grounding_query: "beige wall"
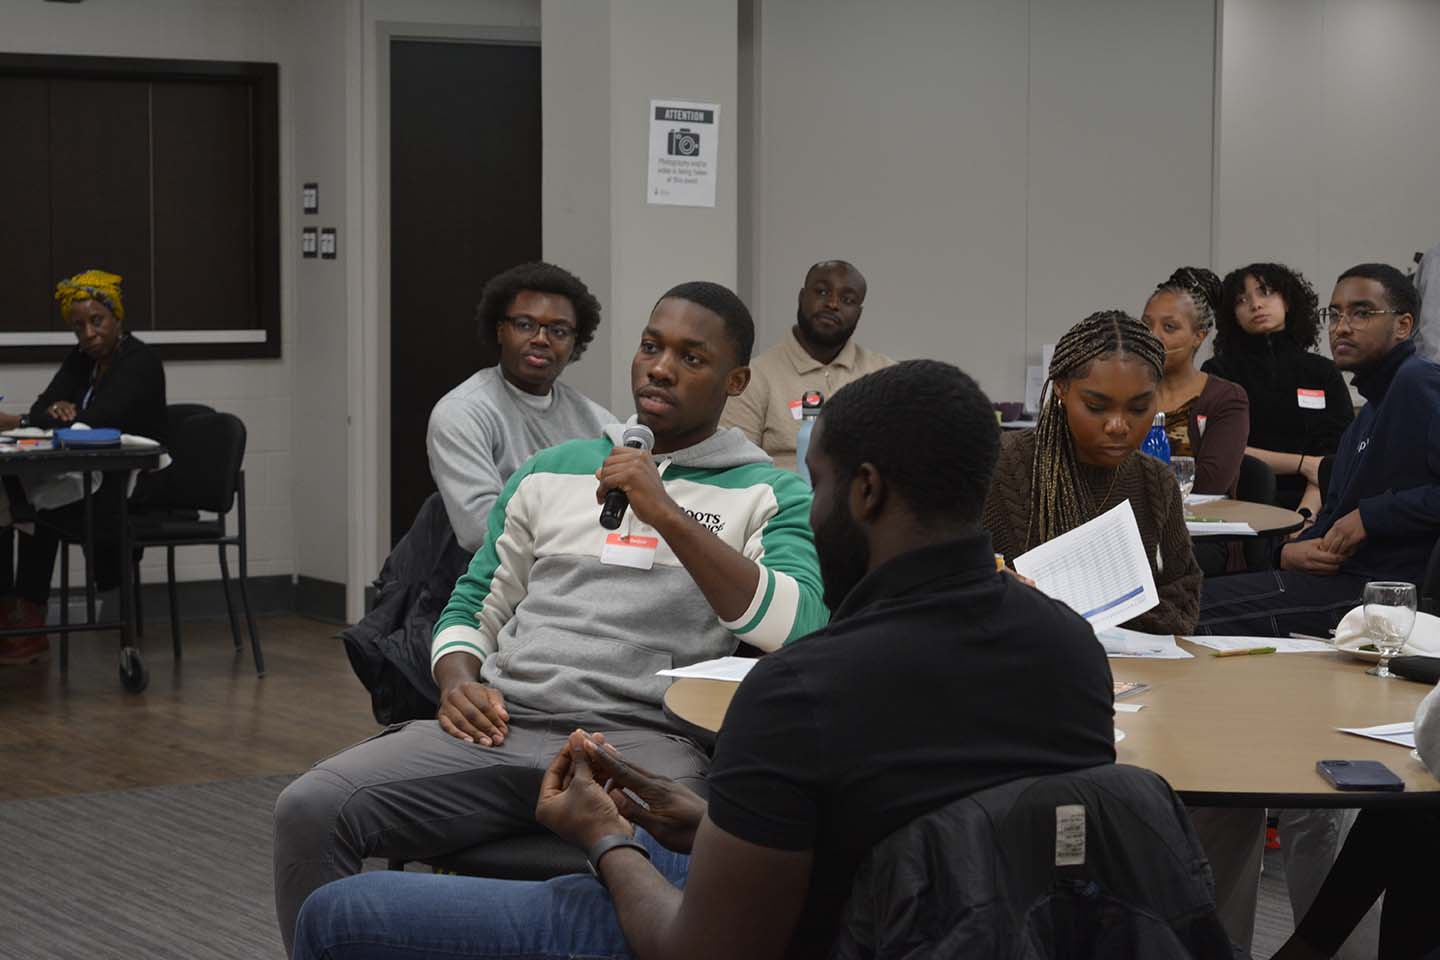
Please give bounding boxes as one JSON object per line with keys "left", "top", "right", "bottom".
{"left": 1216, "top": 0, "right": 1440, "bottom": 294}
{"left": 747, "top": 0, "right": 1216, "bottom": 405}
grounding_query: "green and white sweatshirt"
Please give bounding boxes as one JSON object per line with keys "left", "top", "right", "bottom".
{"left": 432, "top": 422, "right": 828, "bottom": 728}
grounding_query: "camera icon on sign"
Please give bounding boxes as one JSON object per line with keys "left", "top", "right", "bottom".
{"left": 667, "top": 128, "right": 701, "bottom": 157}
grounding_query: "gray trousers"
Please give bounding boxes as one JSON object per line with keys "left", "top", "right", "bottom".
{"left": 272, "top": 716, "right": 709, "bottom": 958}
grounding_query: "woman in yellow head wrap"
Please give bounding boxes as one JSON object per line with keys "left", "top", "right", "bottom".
{"left": 1, "top": 269, "right": 167, "bottom": 664}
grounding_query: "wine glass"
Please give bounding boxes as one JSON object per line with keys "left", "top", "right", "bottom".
{"left": 1363, "top": 581, "right": 1417, "bottom": 678}
{"left": 1171, "top": 456, "right": 1196, "bottom": 500}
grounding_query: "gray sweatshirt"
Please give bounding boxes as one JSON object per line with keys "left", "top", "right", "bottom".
{"left": 425, "top": 367, "right": 615, "bottom": 551}
{"left": 432, "top": 422, "right": 828, "bottom": 730}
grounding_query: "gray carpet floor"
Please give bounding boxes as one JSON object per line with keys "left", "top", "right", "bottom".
{"left": 0, "top": 775, "right": 1299, "bottom": 960}
{"left": 0, "top": 775, "right": 298, "bottom": 960}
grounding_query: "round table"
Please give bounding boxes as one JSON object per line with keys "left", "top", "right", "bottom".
{"left": 1188, "top": 498, "right": 1304, "bottom": 538}
{"left": 663, "top": 644, "right": 1440, "bottom": 807}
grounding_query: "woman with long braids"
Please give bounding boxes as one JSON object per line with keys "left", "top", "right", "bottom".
{"left": 1202, "top": 262, "right": 1353, "bottom": 519}
{"left": 982, "top": 310, "right": 1201, "bottom": 635}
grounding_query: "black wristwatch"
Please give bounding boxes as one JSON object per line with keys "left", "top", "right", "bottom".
{"left": 17, "top": 414, "right": 28, "bottom": 428}
{"left": 585, "top": 833, "right": 650, "bottom": 880}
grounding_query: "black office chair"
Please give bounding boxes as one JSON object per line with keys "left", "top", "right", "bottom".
{"left": 128, "top": 411, "right": 264, "bottom": 675}
{"left": 1235, "top": 454, "right": 1279, "bottom": 572}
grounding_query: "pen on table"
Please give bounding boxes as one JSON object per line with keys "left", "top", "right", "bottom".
{"left": 1211, "top": 646, "right": 1276, "bottom": 658}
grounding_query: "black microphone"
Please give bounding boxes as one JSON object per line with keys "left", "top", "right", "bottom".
{"left": 600, "top": 424, "right": 656, "bottom": 529}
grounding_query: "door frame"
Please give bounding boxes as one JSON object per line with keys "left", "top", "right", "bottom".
{"left": 349, "top": 20, "right": 539, "bottom": 622}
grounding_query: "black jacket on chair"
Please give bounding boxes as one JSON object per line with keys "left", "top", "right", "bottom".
{"left": 342, "top": 492, "right": 472, "bottom": 724}
{"left": 830, "top": 764, "right": 1236, "bottom": 960}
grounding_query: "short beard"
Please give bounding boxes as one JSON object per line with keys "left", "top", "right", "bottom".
{"left": 797, "top": 306, "right": 853, "bottom": 349}
{"left": 814, "top": 489, "right": 870, "bottom": 611}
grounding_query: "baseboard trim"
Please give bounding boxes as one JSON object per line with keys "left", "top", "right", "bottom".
{"left": 295, "top": 575, "right": 347, "bottom": 624}
{"left": 48, "top": 574, "right": 349, "bottom": 626}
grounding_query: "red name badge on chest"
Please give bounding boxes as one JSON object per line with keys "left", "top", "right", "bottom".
{"left": 1297, "top": 388, "right": 1326, "bottom": 410}
{"left": 600, "top": 533, "right": 659, "bottom": 570}
{"left": 788, "top": 398, "right": 804, "bottom": 421}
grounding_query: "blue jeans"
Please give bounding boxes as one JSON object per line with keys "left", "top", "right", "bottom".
{"left": 293, "top": 830, "right": 689, "bottom": 960}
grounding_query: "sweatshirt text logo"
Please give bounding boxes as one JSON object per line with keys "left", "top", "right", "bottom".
{"left": 683, "top": 509, "right": 726, "bottom": 535}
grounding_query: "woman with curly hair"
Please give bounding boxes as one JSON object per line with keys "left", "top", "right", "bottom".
{"left": 1202, "top": 262, "right": 1353, "bottom": 517}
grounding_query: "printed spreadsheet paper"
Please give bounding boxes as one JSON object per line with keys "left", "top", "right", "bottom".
{"left": 1014, "top": 500, "right": 1159, "bottom": 632}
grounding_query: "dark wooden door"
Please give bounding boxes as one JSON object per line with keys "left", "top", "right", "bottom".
{"left": 389, "top": 39, "right": 541, "bottom": 545}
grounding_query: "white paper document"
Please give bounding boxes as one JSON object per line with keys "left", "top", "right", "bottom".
{"left": 1114, "top": 702, "right": 1145, "bottom": 713}
{"left": 656, "top": 656, "right": 755, "bottom": 682}
{"left": 1185, "top": 635, "right": 1335, "bottom": 654}
{"left": 1183, "top": 493, "right": 1226, "bottom": 506}
{"left": 1338, "top": 722, "right": 1416, "bottom": 749}
{"left": 1014, "top": 501, "right": 1159, "bottom": 631}
{"left": 1186, "top": 520, "right": 1255, "bottom": 537}
{"left": 1095, "top": 627, "right": 1194, "bottom": 659}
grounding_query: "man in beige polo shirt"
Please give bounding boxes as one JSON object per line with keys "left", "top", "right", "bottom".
{"left": 721, "top": 259, "right": 894, "bottom": 471}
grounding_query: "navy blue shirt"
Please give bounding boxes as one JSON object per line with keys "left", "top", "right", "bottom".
{"left": 705, "top": 533, "right": 1116, "bottom": 959}
{"left": 1300, "top": 339, "right": 1440, "bottom": 581}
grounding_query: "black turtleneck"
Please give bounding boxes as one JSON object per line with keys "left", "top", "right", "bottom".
{"left": 1202, "top": 333, "right": 1352, "bottom": 457}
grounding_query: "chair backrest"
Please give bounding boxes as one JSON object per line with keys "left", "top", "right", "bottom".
{"left": 831, "top": 764, "right": 1234, "bottom": 960}
{"left": 1423, "top": 537, "right": 1440, "bottom": 615}
{"left": 1235, "top": 454, "right": 1276, "bottom": 506}
{"left": 165, "top": 412, "right": 247, "bottom": 514}
{"left": 166, "top": 403, "right": 216, "bottom": 441}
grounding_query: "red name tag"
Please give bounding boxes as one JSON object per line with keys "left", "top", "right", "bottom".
{"left": 1297, "top": 388, "right": 1325, "bottom": 410}
{"left": 600, "top": 533, "right": 659, "bottom": 570}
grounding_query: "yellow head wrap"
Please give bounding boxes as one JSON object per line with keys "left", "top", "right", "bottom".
{"left": 54, "top": 269, "right": 125, "bottom": 325}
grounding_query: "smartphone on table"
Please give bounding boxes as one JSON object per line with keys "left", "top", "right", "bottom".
{"left": 1315, "top": 759, "right": 1405, "bottom": 792}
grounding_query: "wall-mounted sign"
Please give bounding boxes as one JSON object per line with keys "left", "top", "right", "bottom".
{"left": 647, "top": 99, "right": 719, "bottom": 208}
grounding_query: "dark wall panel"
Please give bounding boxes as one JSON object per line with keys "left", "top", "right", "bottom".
{"left": 389, "top": 40, "right": 542, "bottom": 542}
{"left": 0, "top": 78, "right": 53, "bottom": 333}
{"left": 151, "top": 81, "right": 255, "bottom": 331}
{"left": 47, "top": 78, "right": 153, "bottom": 332}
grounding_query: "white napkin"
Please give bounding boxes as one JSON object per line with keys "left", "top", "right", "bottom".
{"left": 1334, "top": 605, "right": 1440, "bottom": 657}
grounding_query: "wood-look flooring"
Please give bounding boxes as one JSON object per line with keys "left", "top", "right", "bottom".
{"left": 0, "top": 615, "right": 378, "bottom": 801}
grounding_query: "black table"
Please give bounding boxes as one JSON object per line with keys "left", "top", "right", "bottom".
{"left": 1, "top": 443, "right": 164, "bottom": 692}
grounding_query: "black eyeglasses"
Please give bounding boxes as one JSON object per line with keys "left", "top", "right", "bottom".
{"left": 503, "top": 315, "right": 576, "bottom": 343}
{"left": 1320, "top": 307, "right": 1399, "bottom": 329}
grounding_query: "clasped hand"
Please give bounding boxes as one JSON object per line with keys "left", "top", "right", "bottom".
{"left": 596, "top": 446, "right": 678, "bottom": 528}
{"left": 47, "top": 400, "right": 78, "bottom": 424}
{"left": 536, "top": 729, "right": 706, "bottom": 854}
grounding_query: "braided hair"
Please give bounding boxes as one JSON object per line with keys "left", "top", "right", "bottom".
{"left": 1152, "top": 266, "right": 1222, "bottom": 333}
{"left": 1026, "top": 310, "right": 1166, "bottom": 549}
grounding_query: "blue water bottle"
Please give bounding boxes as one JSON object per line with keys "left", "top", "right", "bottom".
{"left": 1140, "top": 412, "right": 1171, "bottom": 463}
{"left": 794, "top": 390, "right": 824, "bottom": 486}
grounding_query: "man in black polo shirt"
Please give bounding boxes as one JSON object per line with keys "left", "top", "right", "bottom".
{"left": 291, "top": 359, "right": 1117, "bottom": 960}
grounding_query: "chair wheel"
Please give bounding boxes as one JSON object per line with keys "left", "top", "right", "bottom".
{"left": 119, "top": 646, "right": 150, "bottom": 693}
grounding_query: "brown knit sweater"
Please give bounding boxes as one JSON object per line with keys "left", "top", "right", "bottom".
{"left": 982, "top": 429, "right": 1202, "bottom": 635}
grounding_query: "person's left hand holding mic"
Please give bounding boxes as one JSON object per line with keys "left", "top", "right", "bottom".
{"left": 596, "top": 445, "right": 678, "bottom": 527}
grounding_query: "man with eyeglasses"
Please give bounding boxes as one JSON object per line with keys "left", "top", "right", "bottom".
{"left": 1200, "top": 262, "right": 1437, "bottom": 639}
{"left": 1197, "top": 263, "right": 1439, "bottom": 956}
{"left": 426, "top": 261, "right": 617, "bottom": 553}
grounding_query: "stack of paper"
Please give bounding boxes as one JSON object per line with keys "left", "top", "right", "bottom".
{"left": 1185, "top": 635, "right": 1334, "bottom": 654}
{"left": 1338, "top": 722, "right": 1415, "bottom": 749}
{"left": 1186, "top": 520, "right": 1255, "bottom": 537}
{"left": 1096, "top": 627, "right": 1193, "bottom": 660}
{"left": 656, "top": 657, "right": 756, "bottom": 682}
